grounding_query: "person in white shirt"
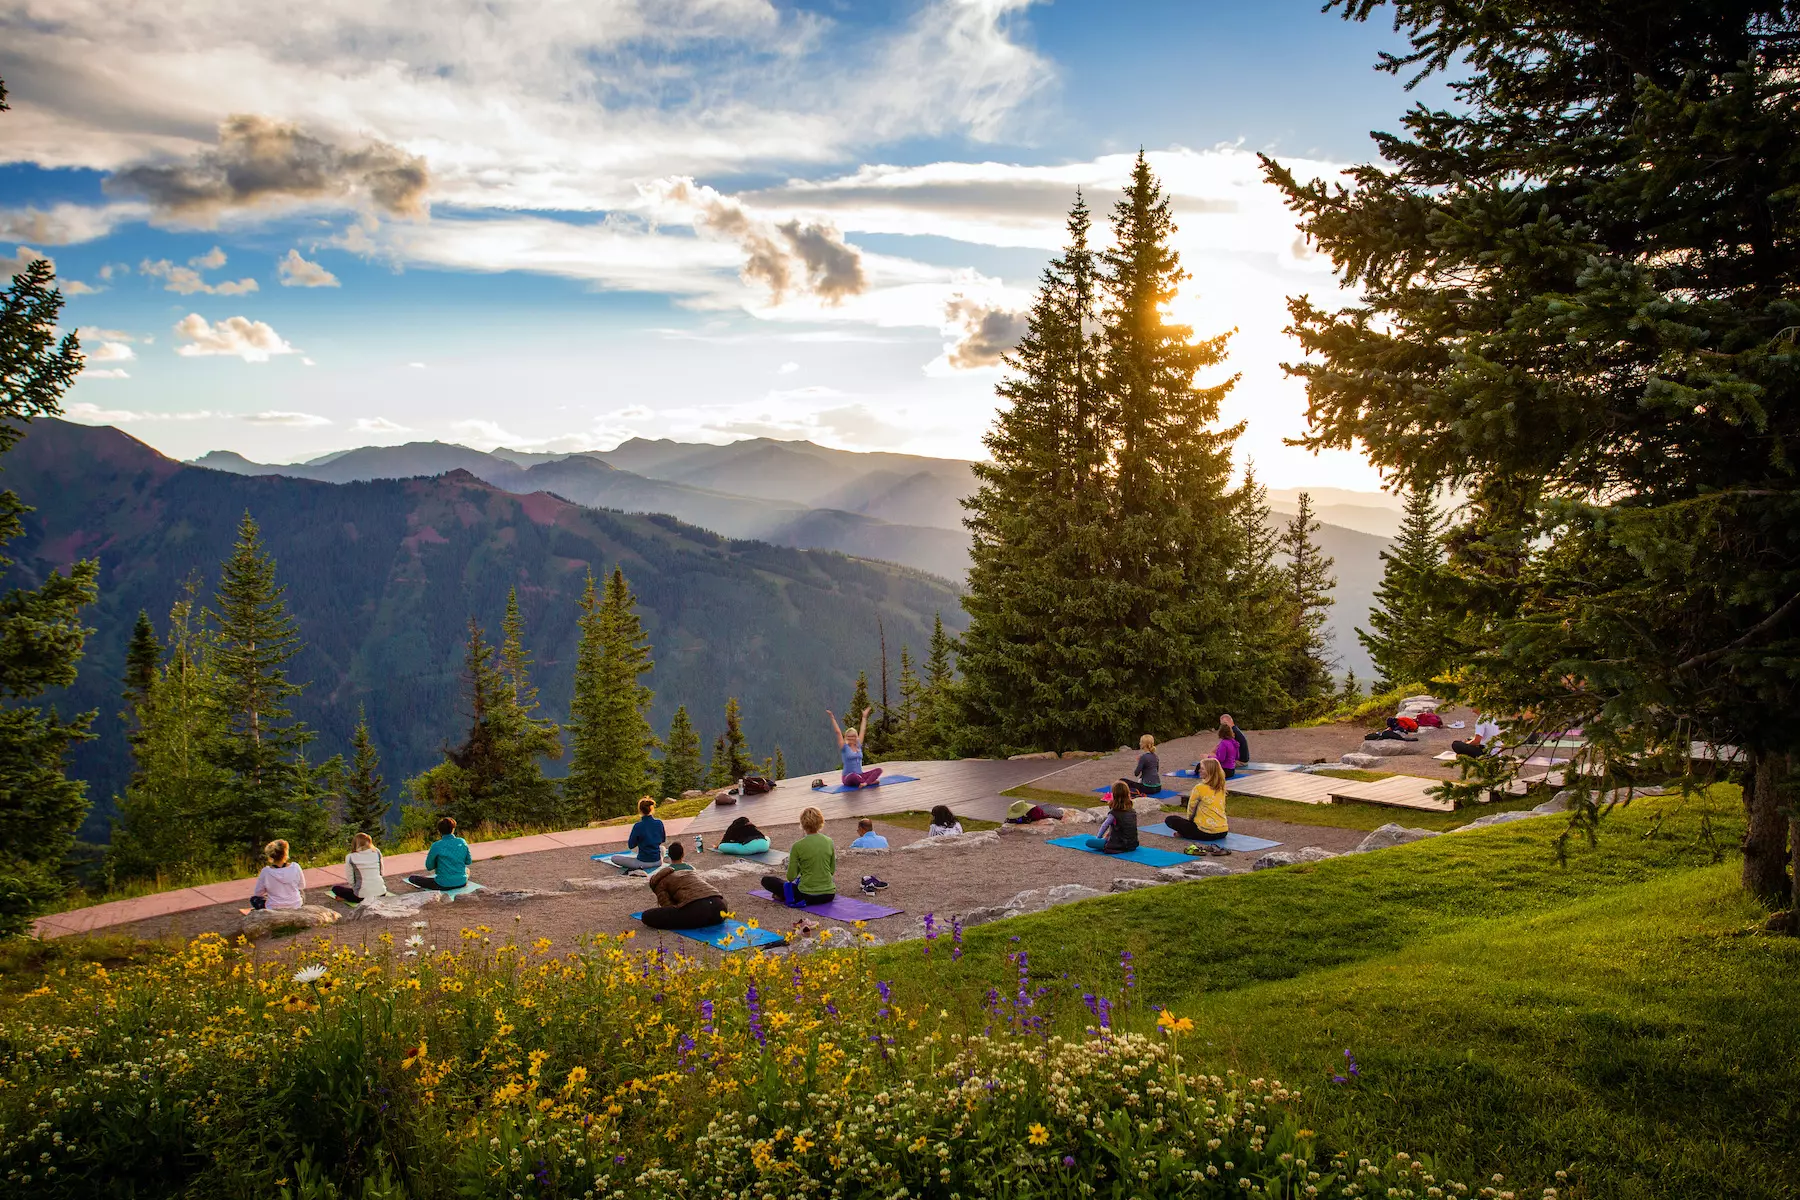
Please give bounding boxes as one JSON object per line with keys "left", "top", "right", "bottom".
{"left": 331, "top": 832, "right": 389, "bottom": 905}
{"left": 926, "top": 805, "right": 964, "bottom": 837}
{"left": 250, "top": 840, "right": 306, "bottom": 910}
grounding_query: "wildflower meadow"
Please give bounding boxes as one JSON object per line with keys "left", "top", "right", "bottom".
{"left": 0, "top": 919, "right": 1542, "bottom": 1200}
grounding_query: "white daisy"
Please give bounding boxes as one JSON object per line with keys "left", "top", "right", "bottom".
{"left": 404, "top": 935, "right": 424, "bottom": 947}
{"left": 292, "top": 964, "right": 327, "bottom": 985}
{"left": 410, "top": 921, "right": 429, "bottom": 929}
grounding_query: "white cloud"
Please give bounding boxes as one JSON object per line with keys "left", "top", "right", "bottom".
{"left": 173, "top": 314, "right": 300, "bottom": 362}
{"left": 0, "top": 203, "right": 147, "bottom": 246}
{"left": 81, "top": 368, "right": 131, "bottom": 380}
{"left": 941, "top": 292, "right": 1027, "bottom": 369}
{"left": 353, "top": 416, "right": 411, "bottom": 433}
{"left": 450, "top": 418, "right": 522, "bottom": 449}
{"left": 1, "top": 245, "right": 52, "bottom": 279}
{"left": 141, "top": 252, "right": 259, "bottom": 295}
{"left": 64, "top": 402, "right": 222, "bottom": 422}
{"left": 86, "top": 340, "right": 136, "bottom": 363}
{"left": 407, "top": 362, "right": 426, "bottom": 368}
{"left": 778, "top": 361, "right": 800, "bottom": 374}
{"left": 278, "top": 249, "right": 340, "bottom": 287}
{"left": 656, "top": 177, "right": 867, "bottom": 305}
{"left": 61, "top": 279, "right": 102, "bottom": 294}
{"left": 191, "top": 246, "right": 227, "bottom": 270}
{"left": 79, "top": 326, "right": 139, "bottom": 342}
{"left": 244, "top": 410, "right": 331, "bottom": 427}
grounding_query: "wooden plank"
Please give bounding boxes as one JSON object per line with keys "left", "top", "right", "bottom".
{"left": 1329, "top": 775, "right": 1455, "bottom": 812}
{"left": 685, "top": 758, "right": 1060, "bottom": 834}
{"left": 1223, "top": 771, "right": 1338, "bottom": 805}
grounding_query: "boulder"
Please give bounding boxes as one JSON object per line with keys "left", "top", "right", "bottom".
{"left": 960, "top": 903, "right": 1022, "bottom": 928}
{"left": 482, "top": 888, "right": 560, "bottom": 903}
{"left": 1397, "top": 694, "right": 1442, "bottom": 718}
{"left": 1155, "top": 860, "right": 1234, "bottom": 882}
{"left": 1251, "top": 845, "right": 1339, "bottom": 871}
{"left": 1448, "top": 810, "right": 1542, "bottom": 833}
{"left": 1337, "top": 752, "right": 1383, "bottom": 768}
{"left": 1348, "top": 823, "right": 1440, "bottom": 854}
{"left": 1358, "top": 739, "right": 1425, "bottom": 757}
{"left": 680, "top": 789, "right": 708, "bottom": 799}
{"left": 1130, "top": 796, "right": 1168, "bottom": 815}
{"left": 346, "top": 892, "right": 446, "bottom": 921}
{"left": 242, "top": 904, "right": 341, "bottom": 938}
{"left": 1057, "top": 806, "right": 1101, "bottom": 824}
{"left": 1110, "top": 877, "right": 1167, "bottom": 893}
{"left": 842, "top": 845, "right": 891, "bottom": 857}
{"left": 899, "top": 829, "right": 1001, "bottom": 852}
{"left": 956, "top": 882, "right": 1106, "bottom": 928}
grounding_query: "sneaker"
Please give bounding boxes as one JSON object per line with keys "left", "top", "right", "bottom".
{"left": 861, "top": 883, "right": 877, "bottom": 896}
{"left": 862, "top": 875, "right": 889, "bottom": 890}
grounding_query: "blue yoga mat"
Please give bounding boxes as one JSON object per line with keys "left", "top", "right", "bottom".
{"left": 594, "top": 852, "right": 661, "bottom": 872}
{"left": 630, "top": 912, "right": 786, "bottom": 952}
{"left": 1045, "top": 836, "right": 1191, "bottom": 868}
{"left": 1139, "top": 825, "right": 1281, "bottom": 852}
{"left": 813, "top": 774, "right": 919, "bottom": 796}
{"left": 1091, "top": 785, "right": 1184, "bottom": 800}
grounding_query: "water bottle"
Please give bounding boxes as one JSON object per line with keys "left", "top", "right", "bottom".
{"left": 694, "top": 833, "right": 704, "bottom": 856}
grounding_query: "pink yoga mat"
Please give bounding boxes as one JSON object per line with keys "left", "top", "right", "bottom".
{"left": 747, "top": 889, "right": 903, "bottom": 921}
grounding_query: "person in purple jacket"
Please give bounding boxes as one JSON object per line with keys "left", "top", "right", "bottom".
{"left": 1212, "top": 724, "right": 1242, "bottom": 778}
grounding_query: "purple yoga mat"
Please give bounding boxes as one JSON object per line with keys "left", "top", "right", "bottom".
{"left": 747, "top": 889, "right": 904, "bottom": 921}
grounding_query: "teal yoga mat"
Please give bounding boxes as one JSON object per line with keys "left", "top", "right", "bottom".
{"left": 1138, "top": 825, "right": 1281, "bottom": 852}
{"left": 1045, "top": 836, "right": 1191, "bottom": 868}
{"left": 629, "top": 913, "right": 785, "bottom": 952}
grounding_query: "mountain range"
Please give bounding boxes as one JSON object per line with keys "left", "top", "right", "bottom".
{"left": 8, "top": 420, "right": 966, "bottom": 838}
{"left": 194, "top": 438, "right": 1396, "bottom": 676}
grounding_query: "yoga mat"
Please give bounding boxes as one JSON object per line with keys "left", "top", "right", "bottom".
{"left": 1092, "top": 785, "right": 1184, "bottom": 800}
{"left": 1171, "top": 763, "right": 1300, "bottom": 778}
{"left": 594, "top": 853, "right": 661, "bottom": 873}
{"left": 811, "top": 774, "right": 919, "bottom": 796}
{"left": 709, "top": 847, "right": 787, "bottom": 866}
{"left": 1139, "top": 825, "right": 1281, "bottom": 852}
{"left": 630, "top": 913, "right": 785, "bottom": 952}
{"left": 1045, "top": 836, "right": 1191, "bottom": 868}
{"left": 747, "top": 889, "right": 904, "bottom": 921}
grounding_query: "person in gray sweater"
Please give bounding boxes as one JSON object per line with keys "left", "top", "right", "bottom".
{"left": 1085, "top": 783, "right": 1141, "bottom": 854}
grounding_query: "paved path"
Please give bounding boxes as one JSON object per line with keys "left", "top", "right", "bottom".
{"left": 686, "top": 757, "right": 1067, "bottom": 835}
{"left": 32, "top": 819, "right": 694, "bottom": 940}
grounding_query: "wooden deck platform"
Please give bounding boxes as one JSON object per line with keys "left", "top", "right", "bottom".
{"left": 1223, "top": 770, "right": 1339, "bottom": 805}
{"left": 1328, "top": 774, "right": 1455, "bottom": 813}
{"left": 685, "top": 757, "right": 1070, "bottom": 835}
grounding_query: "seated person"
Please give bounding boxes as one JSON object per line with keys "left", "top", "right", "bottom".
{"left": 1368, "top": 717, "right": 1419, "bottom": 742}
{"left": 331, "top": 831, "right": 389, "bottom": 905}
{"left": 640, "top": 842, "right": 727, "bottom": 930}
{"left": 716, "top": 815, "right": 772, "bottom": 856}
{"left": 1005, "top": 799, "right": 1065, "bottom": 823}
{"left": 926, "top": 804, "right": 964, "bottom": 837}
{"left": 1166, "top": 758, "right": 1229, "bottom": 842}
{"left": 625, "top": 798, "right": 666, "bottom": 865}
{"left": 761, "top": 806, "right": 836, "bottom": 905}
{"left": 828, "top": 707, "right": 884, "bottom": 788}
{"left": 1212, "top": 725, "right": 1241, "bottom": 777}
{"left": 407, "top": 818, "right": 473, "bottom": 891}
{"left": 251, "top": 839, "right": 306, "bottom": 910}
{"left": 1220, "top": 713, "right": 1249, "bottom": 766}
{"left": 849, "top": 818, "right": 889, "bottom": 849}
{"left": 1451, "top": 732, "right": 1490, "bottom": 758}
{"left": 1117, "top": 734, "right": 1161, "bottom": 796}
{"left": 1084, "top": 783, "right": 1141, "bottom": 854}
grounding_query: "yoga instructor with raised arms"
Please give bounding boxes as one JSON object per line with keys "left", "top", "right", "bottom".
{"left": 827, "top": 706, "right": 882, "bottom": 788}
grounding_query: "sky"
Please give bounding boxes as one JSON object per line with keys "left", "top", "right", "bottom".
{"left": 0, "top": 0, "right": 1446, "bottom": 488}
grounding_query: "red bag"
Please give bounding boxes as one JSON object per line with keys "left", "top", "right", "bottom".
{"left": 1395, "top": 716, "right": 1419, "bottom": 733}
{"left": 1416, "top": 712, "right": 1443, "bottom": 728}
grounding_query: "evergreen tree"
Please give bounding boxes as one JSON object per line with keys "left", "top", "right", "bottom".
{"left": 1265, "top": 0, "right": 1800, "bottom": 902}
{"left": 121, "top": 609, "right": 159, "bottom": 784}
{"left": 658, "top": 705, "right": 702, "bottom": 797}
{"left": 721, "top": 697, "right": 754, "bottom": 781}
{"left": 1340, "top": 670, "right": 1363, "bottom": 706}
{"left": 894, "top": 646, "right": 922, "bottom": 754}
{"left": 341, "top": 706, "right": 387, "bottom": 836}
{"left": 564, "top": 568, "right": 656, "bottom": 819}
{"left": 437, "top": 619, "right": 509, "bottom": 827}
{"left": 772, "top": 746, "right": 786, "bottom": 780}
{"left": 489, "top": 588, "right": 562, "bottom": 823}
{"left": 704, "top": 735, "right": 731, "bottom": 789}
{"left": 1358, "top": 487, "right": 1449, "bottom": 691}
{"left": 206, "top": 513, "right": 325, "bottom": 854}
{"left": 1219, "top": 466, "right": 1300, "bottom": 728}
{"left": 111, "top": 585, "right": 229, "bottom": 881}
{"left": 916, "top": 616, "right": 957, "bottom": 758}
{"left": 1276, "top": 493, "right": 1337, "bottom": 711}
{"left": 0, "top": 247, "right": 97, "bottom": 934}
{"left": 565, "top": 572, "right": 609, "bottom": 810}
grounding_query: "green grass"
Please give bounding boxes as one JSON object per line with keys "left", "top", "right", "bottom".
{"left": 866, "top": 809, "right": 1001, "bottom": 832}
{"left": 1295, "top": 680, "right": 1428, "bottom": 728}
{"left": 873, "top": 786, "right": 1792, "bottom": 1200}
{"left": 1001, "top": 783, "right": 1107, "bottom": 807}
{"left": 594, "top": 792, "right": 717, "bottom": 826}
{"left": 1310, "top": 766, "right": 1397, "bottom": 783}
{"left": 0, "top": 932, "right": 177, "bottom": 993}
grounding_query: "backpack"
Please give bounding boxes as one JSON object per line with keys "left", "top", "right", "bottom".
{"left": 1395, "top": 716, "right": 1419, "bottom": 733}
{"left": 742, "top": 775, "right": 775, "bottom": 795}
{"left": 780, "top": 880, "right": 808, "bottom": 907}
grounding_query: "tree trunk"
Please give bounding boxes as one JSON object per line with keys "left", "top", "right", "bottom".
{"left": 1743, "top": 750, "right": 1793, "bottom": 907}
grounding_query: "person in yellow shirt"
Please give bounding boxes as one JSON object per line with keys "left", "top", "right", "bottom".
{"left": 1166, "top": 757, "right": 1229, "bottom": 842}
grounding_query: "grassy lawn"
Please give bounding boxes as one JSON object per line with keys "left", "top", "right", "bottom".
{"left": 594, "top": 792, "right": 716, "bottom": 826}
{"left": 1001, "top": 782, "right": 1107, "bottom": 807}
{"left": 872, "top": 786, "right": 1794, "bottom": 1200}
{"left": 1310, "top": 766, "right": 1397, "bottom": 783}
{"left": 866, "top": 808, "right": 1001, "bottom": 832}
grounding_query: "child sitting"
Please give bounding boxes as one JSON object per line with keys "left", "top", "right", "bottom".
{"left": 1084, "top": 783, "right": 1140, "bottom": 855}
{"left": 331, "top": 831, "right": 388, "bottom": 904}
{"left": 849, "top": 818, "right": 889, "bottom": 849}
{"left": 407, "top": 818, "right": 473, "bottom": 891}
{"left": 640, "top": 842, "right": 727, "bottom": 930}
{"left": 251, "top": 839, "right": 306, "bottom": 910}
{"left": 1165, "top": 758, "right": 1229, "bottom": 842}
{"left": 926, "top": 804, "right": 963, "bottom": 837}
{"left": 717, "top": 815, "right": 772, "bottom": 856}
{"left": 1117, "top": 734, "right": 1161, "bottom": 796}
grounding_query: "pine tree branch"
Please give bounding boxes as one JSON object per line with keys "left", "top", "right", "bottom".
{"left": 1676, "top": 591, "right": 1800, "bottom": 672}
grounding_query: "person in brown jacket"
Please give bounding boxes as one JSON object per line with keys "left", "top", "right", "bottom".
{"left": 640, "top": 841, "right": 727, "bottom": 930}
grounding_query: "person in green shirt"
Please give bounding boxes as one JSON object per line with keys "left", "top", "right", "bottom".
{"left": 761, "top": 805, "right": 836, "bottom": 904}
{"left": 408, "top": 816, "right": 473, "bottom": 890}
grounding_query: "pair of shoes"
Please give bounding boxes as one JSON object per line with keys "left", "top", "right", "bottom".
{"left": 860, "top": 875, "right": 889, "bottom": 891}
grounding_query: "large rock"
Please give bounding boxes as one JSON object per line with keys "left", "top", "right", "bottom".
{"left": 1110, "top": 877, "right": 1167, "bottom": 893}
{"left": 1448, "top": 810, "right": 1543, "bottom": 833}
{"left": 1348, "top": 823, "right": 1440, "bottom": 854}
{"left": 1338, "top": 752, "right": 1383, "bottom": 768}
{"left": 899, "top": 829, "right": 1001, "bottom": 852}
{"left": 1155, "top": 860, "right": 1234, "bottom": 882}
{"left": 842, "top": 845, "right": 892, "bottom": 857}
{"left": 243, "top": 904, "right": 341, "bottom": 937}
{"left": 347, "top": 892, "right": 446, "bottom": 920}
{"left": 1397, "top": 695, "right": 1442, "bottom": 718}
{"left": 1251, "top": 846, "right": 1340, "bottom": 870}
{"left": 956, "top": 882, "right": 1106, "bottom": 928}
{"left": 1056, "top": 806, "right": 1101, "bottom": 825}
{"left": 1358, "top": 739, "right": 1425, "bottom": 757}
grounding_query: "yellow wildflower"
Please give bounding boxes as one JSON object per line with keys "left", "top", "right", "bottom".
{"left": 1028, "top": 1123, "right": 1050, "bottom": 1146}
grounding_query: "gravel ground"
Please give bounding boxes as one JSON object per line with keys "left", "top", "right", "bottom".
{"left": 106, "top": 811, "right": 1365, "bottom": 958}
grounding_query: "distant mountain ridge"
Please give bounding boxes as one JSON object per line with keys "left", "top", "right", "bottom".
{"left": 16, "top": 420, "right": 967, "bottom": 837}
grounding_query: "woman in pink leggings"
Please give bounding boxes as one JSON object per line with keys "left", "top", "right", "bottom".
{"left": 827, "top": 706, "right": 883, "bottom": 788}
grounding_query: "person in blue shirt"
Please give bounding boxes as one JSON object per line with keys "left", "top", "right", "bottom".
{"left": 849, "top": 818, "right": 888, "bottom": 849}
{"left": 827, "top": 707, "right": 883, "bottom": 788}
{"left": 627, "top": 798, "right": 666, "bottom": 865}
{"left": 408, "top": 817, "right": 472, "bottom": 890}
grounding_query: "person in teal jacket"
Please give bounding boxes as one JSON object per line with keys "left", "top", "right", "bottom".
{"left": 408, "top": 817, "right": 472, "bottom": 890}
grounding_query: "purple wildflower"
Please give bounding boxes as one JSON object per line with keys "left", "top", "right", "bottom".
{"left": 700, "top": 998, "right": 715, "bottom": 1035}
{"left": 677, "top": 1034, "right": 695, "bottom": 1073}
{"left": 1082, "top": 992, "right": 1098, "bottom": 1017}
{"left": 1120, "top": 949, "right": 1135, "bottom": 993}
{"left": 876, "top": 979, "right": 892, "bottom": 1019}
{"left": 951, "top": 915, "right": 963, "bottom": 961}
{"left": 1097, "top": 996, "right": 1112, "bottom": 1030}
{"left": 922, "top": 912, "right": 937, "bottom": 956}
{"left": 1063, "top": 1155, "right": 1076, "bottom": 1168}
{"left": 613, "top": 1154, "right": 627, "bottom": 1165}
{"left": 747, "top": 983, "right": 766, "bottom": 1047}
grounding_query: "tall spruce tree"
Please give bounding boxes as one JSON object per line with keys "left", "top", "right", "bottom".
{"left": 0, "top": 248, "right": 97, "bottom": 934}
{"left": 1265, "top": 0, "right": 1800, "bottom": 903}
{"left": 1276, "top": 493, "right": 1337, "bottom": 711}
{"left": 490, "top": 588, "right": 562, "bottom": 822}
{"left": 564, "top": 568, "right": 656, "bottom": 818}
{"left": 437, "top": 618, "right": 509, "bottom": 827}
{"left": 341, "top": 706, "right": 387, "bottom": 836}
{"left": 894, "top": 646, "right": 922, "bottom": 755}
{"left": 121, "top": 609, "right": 159, "bottom": 781}
{"left": 111, "top": 585, "right": 230, "bottom": 881}
{"left": 721, "top": 697, "right": 754, "bottom": 781}
{"left": 1358, "top": 487, "right": 1449, "bottom": 690}
{"left": 658, "top": 705, "right": 702, "bottom": 797}
{"left": 917, "top": 616, "right": 957, "bottom": 758}
{"left": 772, "top": 746, "right": 786, "bottom": 780}
{"left": 959, "top": 194, "right": 1107, "bottom": 751}
{"left": 1219, "top": 466, "right": 1300, "bottom": 728}
{"left": 564, "top": 572, "right": 610, "bottom": 811}
{"left": 207, "top": 512, "right": 323, "bottom": 854}
{"left": 704, "top": 735, "right": 731, "bottom": 789}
